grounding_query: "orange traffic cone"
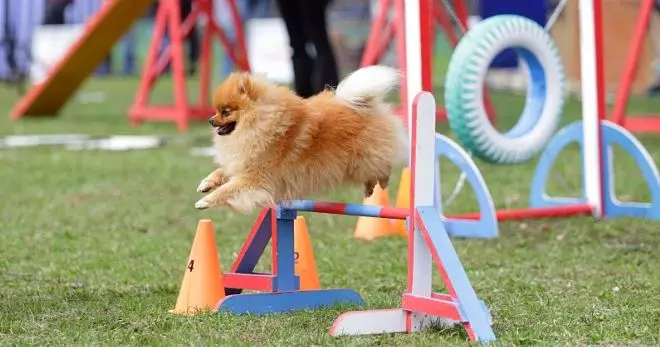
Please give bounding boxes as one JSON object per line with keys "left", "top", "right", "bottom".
{"left": 170, "top": 219, "right": 225, "bottom": 316}
{"left": 293, "top": 216, "right": 321, "bottom": 290}
{"left": 354, "top": 184, "right": 397, "bottom": 240}
{"left": 392, "top": 167, "right": 411, "bottom": 236}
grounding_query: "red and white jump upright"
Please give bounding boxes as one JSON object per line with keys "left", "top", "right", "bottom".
{"left": 329, "top": 0, "right": 496, "bottom": 342}
{"left": 128, "top": 0, "right": 249, "bottom": 131}
{"left": 360, "top": 0, "right": 497, "bottom": 124}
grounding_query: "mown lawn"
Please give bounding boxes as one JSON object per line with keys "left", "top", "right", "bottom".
{"left": 0, "top": 75, "right": 658, "bottom": 346}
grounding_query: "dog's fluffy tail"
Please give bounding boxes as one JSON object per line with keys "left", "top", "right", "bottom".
{"left": 335, "top": 65, "right": 400, "bottom": 110}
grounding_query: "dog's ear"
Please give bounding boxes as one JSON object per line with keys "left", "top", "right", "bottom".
{"left": 236, "top": 72, "right": 265, "bottom": 100}
{"left": 237, "top": 73, "right": 253, "bottom": 95}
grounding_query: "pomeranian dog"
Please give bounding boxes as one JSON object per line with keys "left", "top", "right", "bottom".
{"left": 194, "top": 65, "right": 408, "bottom": 214}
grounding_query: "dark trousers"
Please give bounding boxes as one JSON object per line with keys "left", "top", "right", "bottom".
{"left": 275, "top": 0, "right": 338, "bottom": 98}
{"left": 160, "top": 0, "right": 200, "bottom": 75}
{"left": 181, "top": 0, "right": 200, "bottom": 68}
{"left": 43, "top": 0, "right": 74, "bottom": 25}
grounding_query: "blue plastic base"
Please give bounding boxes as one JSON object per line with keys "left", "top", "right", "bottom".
{"left": 529, "top": 120, "right": 589, "bottom": 208}
{"left": 601, "top": 121, "right": 660, "bottom": 219}
{"left": 530, "top": 120, "right": 660, "bottom": 220}
{"left": 216, "top": 289, "right": 364, "bottom": 315}
{"left": 434, "top": 133, "right": 499, "bottom": 238}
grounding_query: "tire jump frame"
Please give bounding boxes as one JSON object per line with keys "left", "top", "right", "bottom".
{"left": 442, "top": 12, "right": 660, "bottom": 221}
{"left": 215, "top": 93, "right": 498, "bottom": 344}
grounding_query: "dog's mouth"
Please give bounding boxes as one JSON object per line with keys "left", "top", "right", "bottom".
{"left": 215, "top": 121, "right": 237, "bottom": 136}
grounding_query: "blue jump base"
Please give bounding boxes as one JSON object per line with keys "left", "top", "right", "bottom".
{"left": 215, "top": 208, "right": 366, "bottom": 316}
{"left": 217, "top": 289, "right": 364, "bottom": 315}
{"left": 530, "top": 120, "right": 660, "bottom": 220}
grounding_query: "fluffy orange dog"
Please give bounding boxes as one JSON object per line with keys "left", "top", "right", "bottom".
{"left": 195, "top": 65, "right": 408, "bottom": 213}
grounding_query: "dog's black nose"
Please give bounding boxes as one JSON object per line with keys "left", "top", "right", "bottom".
{"left": 208, "top": 118, "right": 214, "bottom": 126}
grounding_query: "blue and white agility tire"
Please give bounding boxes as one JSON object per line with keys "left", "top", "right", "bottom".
{"left": 445, "top": 15, "right": 565, "bottom": 164}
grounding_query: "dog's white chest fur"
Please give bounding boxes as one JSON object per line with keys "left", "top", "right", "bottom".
{"left": 213, "top": 136, "right": 246, "bottom": 174}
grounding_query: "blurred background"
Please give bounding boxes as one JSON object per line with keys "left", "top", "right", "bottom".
{"left": 2, "top": 0, "right": 660, "bottom": 122}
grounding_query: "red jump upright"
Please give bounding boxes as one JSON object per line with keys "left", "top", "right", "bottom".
{"left": 608, "top": 0, "right": 660, "bottom": 133}
{"left": 128, "top": 0, "right": 250, "bottom": 131}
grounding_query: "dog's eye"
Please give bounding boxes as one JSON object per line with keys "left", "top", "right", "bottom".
{"left": 221, "top": 108, "right": 230, "bottom": 117}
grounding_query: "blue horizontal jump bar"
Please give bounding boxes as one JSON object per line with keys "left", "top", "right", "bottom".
{"left": 280, "top": 200, "right": 409, "bottom": 220}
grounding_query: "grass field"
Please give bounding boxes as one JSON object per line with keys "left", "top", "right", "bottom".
{"left": 0, "top": 73, "right": 659, "bottom": 346}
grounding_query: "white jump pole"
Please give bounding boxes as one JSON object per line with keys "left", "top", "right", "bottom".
{"left": 404, "top": 0, "right": 443, "bottom": 216}
{"left": 578, "top": 0, "right": 605, "bottom": 217}
{"left": 403, "top": 0, "right": 433, "bottom": 327}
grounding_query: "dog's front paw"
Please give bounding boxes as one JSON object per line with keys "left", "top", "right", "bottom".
{"left": 194, "top": 198, "right": 212, "bottom": 210}
{"left": 196, "top": 178, "right": 214, "bottom": 193}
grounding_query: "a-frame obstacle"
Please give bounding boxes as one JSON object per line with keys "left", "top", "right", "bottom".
{"left": 10, "top": 0, "right": 248, "bottom": 132}
{"left": 214, "top": 92, "right": 498, "bottom": 344}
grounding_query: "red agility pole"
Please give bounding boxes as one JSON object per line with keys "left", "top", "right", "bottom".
{"left": 608, "top": 0, "right": 660, "bottom": 133}
{"left": 129, "top": 0, "right": 249, "bottom": 131}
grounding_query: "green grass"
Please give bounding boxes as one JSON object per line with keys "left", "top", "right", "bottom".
{"left": 0, "top": 73, "right": 659, "bottom": 347}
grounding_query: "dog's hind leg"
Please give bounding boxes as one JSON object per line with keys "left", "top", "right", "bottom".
{"left": 364, "top": 180, "right": 377, "bottom": 197}
{"left": 378, "top": 176, "right": 390, "bottom": 190}
{"left": 363, "top": 175, "right": 390, "bottom": 198}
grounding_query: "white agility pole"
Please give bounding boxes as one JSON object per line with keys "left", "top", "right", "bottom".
{"left": 404, "top": 0, "right": 423, "bottom": 143}
{"left": 403, "top": 0, "right": 433, "bottom": 330}
{"left": 578, "top": 0, "right": 605, "bottom": 218}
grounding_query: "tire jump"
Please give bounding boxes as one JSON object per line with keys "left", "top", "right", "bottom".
{"left": 445, "top": 15, "right": 566, "bottom": 164}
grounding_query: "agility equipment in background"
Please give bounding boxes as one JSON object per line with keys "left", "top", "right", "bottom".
{"left": 522, "top": 0, "right": 659, "bottom": 221}
{"left": 445, "top": 15, "right": 565, "bottom": 165}
{"left": 11, "top": 0, "right": 248, "bottom": 132}
{"left": 608, "top": 0, "right": 660, "bottom": 133}
{"left": 360, "top": 0, "right": 497, "bottom": 123}
{"left": 129, "top": 0, "right": 249, "bottom": 131}
{"left": 379, "top": 0, "right": 659, "bottom": 224}
{"left": 438, "top": 0, "right": 660, "bottom": 221}
{"left": 355, "top": 0, "right": 500, "bottom": 240}
{"left": 11, "top": 0, "right": 155, "bottom": 119}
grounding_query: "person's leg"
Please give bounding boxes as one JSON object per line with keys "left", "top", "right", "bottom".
{"left": 122, "top": 25, "right": 136, "bottom": 75}
{"left": 275, "top": 0, "right": 314, "bottom": 97}
{"left": 250, "top": 0, "right": 273, "bottom": 18}
{"left": 187, "top": 25, "right": 200, "bottom": 75}
{"left": 42, "top": 0, "right": 73, "bottom": 25}
{"left": 298, "top": 0, "right": 339, "bottom": 93}
{"left": 180, "top": 0, "right": 199, "bottom": 75}
{"left": 646, "top": 11, "right": 660, "bottom": 95}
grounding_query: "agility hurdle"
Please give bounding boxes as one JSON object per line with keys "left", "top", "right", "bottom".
{"left": 401, "top": 0, "right": 660, "bottom": 224}
{"left": 215, "top": 92, "right": 497, "bottom": 343}
{"left": 526, "top": 0, "right": 660, "bottom": 220}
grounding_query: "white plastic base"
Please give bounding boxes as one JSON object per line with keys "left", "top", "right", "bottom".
{"left": 329, "top": 309, "right": 455, "bottom": 336}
